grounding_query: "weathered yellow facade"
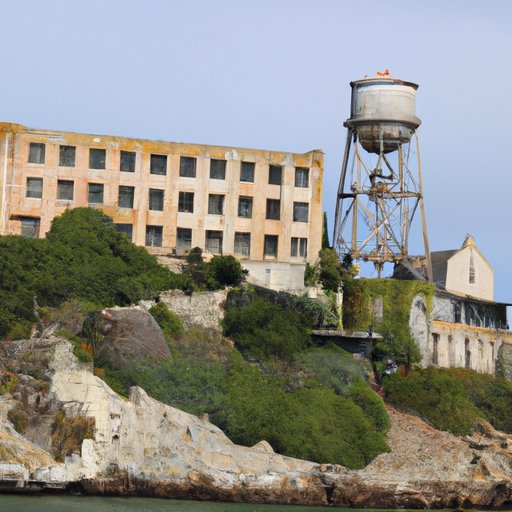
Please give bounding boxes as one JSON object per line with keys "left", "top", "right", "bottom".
{"left": 0, "top": 122, "right": 323, "bottom": 276}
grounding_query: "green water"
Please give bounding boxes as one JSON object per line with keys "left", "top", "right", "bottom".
{"left": 0, "top": 496, "right": 339, "bottom": 512}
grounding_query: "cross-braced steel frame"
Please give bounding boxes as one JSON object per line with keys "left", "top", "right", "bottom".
{"left": 333, "top": 130, "right": 433, "bottom": 279}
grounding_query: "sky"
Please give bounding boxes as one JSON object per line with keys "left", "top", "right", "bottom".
{"left": 1, "top": 0, "right": 511, "bottom": 301}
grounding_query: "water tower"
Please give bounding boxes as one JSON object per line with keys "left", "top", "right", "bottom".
{"left": 333, "top": 72, "right": 433, "bottom": 279}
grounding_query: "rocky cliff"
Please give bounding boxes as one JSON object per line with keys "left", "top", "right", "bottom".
{"left": 1, "top": 335, "right": 512, "bottom": 508}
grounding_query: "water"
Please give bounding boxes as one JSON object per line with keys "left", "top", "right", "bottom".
{"left": 0, "top": 496, "right": 340, "bottom": 512}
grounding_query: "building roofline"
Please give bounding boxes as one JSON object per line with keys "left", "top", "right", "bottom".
{"left": 0, "top": 121, "right": 324, "bottom": 159}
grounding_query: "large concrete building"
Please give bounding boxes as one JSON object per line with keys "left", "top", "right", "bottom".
{"left": 0, "top": 122, "right": 323, "bottom": 290}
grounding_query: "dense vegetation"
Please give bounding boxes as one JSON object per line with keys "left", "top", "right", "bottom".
{"left": 0, "top": 208, "right": 247, "bottom": 337}
{"left": 100, "top": 296, "right": 390, "bottom": 469}
{"left": 383, "top": 367, "right": 512, "bottom": 435}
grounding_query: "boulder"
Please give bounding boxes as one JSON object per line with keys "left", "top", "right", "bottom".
{"left": 94, "top": 308, "right": 170, "bottom": 370}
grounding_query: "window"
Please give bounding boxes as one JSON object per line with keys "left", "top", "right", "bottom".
{"left": 115, "top": 223, "right": 133, "bottom": 241}
{"left": 149, "top": 188, "right": 164, "bottom": 211}
{"left": 146, "top": 225, "right": 163, "bottom": 247}
{"left": 176, "top": 227, "right": 192, "bottom": 249}
{"left": 269, "top": 164, "right": 282, "bottom": 185}
{"left": 180, "top": 156, "right": 196, "bottom": 177}
{"left": 264, "top": 235, "right": 278, "bottom": 258}
{"left": 28, "top": 143, "right": 45, "bottom": 164}
{"left": 465, "top": 338, "right": 471, "bottom": 368}
{"left": 88, "top": 183, "right": 104, "bottom": 204}
{"left": 469, "top": 252, "right": 475, "bottom": 284}
{"left": 293, "top": 202, "right": 309, "bottom": 222}
{"left": 118, "top": 185, "right": 135, "bottom": 208}
{"left": 59, "top": 145, "right": 76, "bottom": 167}
{"left": 90, "top": 148, "right": 106, "bottom": 169}
{"left": 240, "top": 161, "right": 255, "bottom": 182}
{"left": 295, "top": 167, "right": 309, "bottom": 188}
{"left": 208, "top": 194, "right": 224, "bottom": 215}
{"left": 26, "top": 178, "right": 43, "bottom": 198}
{"left": 21, "top": 217, "right": 40, "bottom": 238}
{"left": 266, "top": 199, "right": 280, "bottom": 220}
{"left": 205, "top": 230, "right": 223, "bottom": 254}
{"left": 234, "top": 232, "right": 251, "bottom": 257}
{"left": 238, "top": 196, "right": 253, "bottom": 218}
{"left": 210, "top": 159, "right": 226, "bottom": 179}
{"left": 120, "top": 151, "right": 136, "bottom": 172}
{"left": 291, "top": 237, "right": 308, "bottom": 257}
{"left": 150, "top": 154, "right": 167, "bottom": 175}
{"left": 57, "top": 180, "right": 74, "bottom": 200}
{"left": 178, "top": 191, "right": 194, "bottom": 213}
{"left": 432, "top": 333, "right": 439, "bottom": 365}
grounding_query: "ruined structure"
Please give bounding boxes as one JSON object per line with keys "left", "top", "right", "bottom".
{"left": 396, "top": 236, "right": 512, "bottom": 377}
{"left": 0, "top": 122, "right": 323, "bottom": 291}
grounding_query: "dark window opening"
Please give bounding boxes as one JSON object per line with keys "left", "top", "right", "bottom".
{"left": 115, "top": 223, "right": 133, "bottom": 241}
{"left": 238, "top": 196, "right": 253, "bottom": 218}
{"left": 176, "top": 227, "right": 192, "bottom": 249}
{"left": 26, "top": 177, "right": 43, "bottom": 198}
{"left": 293, "top": 202, "right": 309, "bottom": 222}
{"left": 150, "top": 154, "right": 167, "bottom": 175}
{"left": 432, "top": 333, "right": 439, "bottom": 365}
{"left": 89, "top": 148, "right": 106, "bottom": 169}
{"left": 266, "top": 199, "right": 280, "bottom": 220}
{"left": 178, "top": 192, "right": 194, "bottom": 213}
{"left": 118, "top": 185, "right": 135, "bottom": 208}
{"left": 149, "top": 188, "right": 164, "bottom": 211}
{"left": 295, "top": 167, "right": 309, "bottom": 188}
{"left": 465, "top": 338, "right": 471, "bottom": 368}
{"left": 291, "top": 237, "right": 307, "bottom": 258}
{"left": 269, "top": 165, "right": 282, "bottom": 185}
{"left": 240, "top": 161, "right": 255, "bottom": 182}
{"left": 28, "top": 143, "right": 45, "bottom": 164}
{"left": 264, "top": 235, "right": 278, "bottom": 258}
{"left": 146, "top": 225, "right": 163, "bottom": 247}
{"left": 57, "top": 180, "right": 74, "bottom": 200}
{"left": 88, "top": 183, "right": 104, "bottom": 204}
{"left": 21, "top": 217, "right": 40, "bottom": 238}
{"left": 210, "top": 159, "right": 226, "bottom": 180}
{"left": 59, "top": 145, "right": 75, "bottom": 167}
{"left": 180, "top": 156, "right": 196, "bottom": 177}
{"left": 234, "top": 232, "right": 251, "bottom": 257}
{"left": 205, "top": 230, "right": 223, "bottom": 254}
{"left": 120, "top": 151, "right": 136, "bottom": 172}
{"left": 208, "top": 194, "right": 224, "bottom": 215}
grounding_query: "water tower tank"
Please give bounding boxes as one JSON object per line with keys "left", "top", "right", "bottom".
{"left": 345, "top": 77, "right": 421, "bottom": 154}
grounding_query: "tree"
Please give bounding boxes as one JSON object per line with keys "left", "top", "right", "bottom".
{"left": 322, "top": 212, "right": 330, "bottom": 249}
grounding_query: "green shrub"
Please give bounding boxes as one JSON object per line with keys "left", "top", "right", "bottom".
{"left": 212, "top": 363, "right": 388, "bottom": 468}
{"left": 445, "top": 368, "right": 512, "bottom": 433}
{"left": 296, "top": 344, "right": 367, "bottom": 395}
{"left": 7, "top": 407, "right": 29, "bottom": 434}
{"left": 0, "top": 208, "right": 182, "bottom": 336}
{"left": 222, "top": 295, "right": 311, "bottom": 361}
{"left": 56, "top": 330, "right": 93, "bottom": 362}
{"left": 383, "top": 368, "right": 482, "bottom": 435}
{"left": 149, "top": 302, "right": 184, "bottom": 341}
{"left": 348, "top": 380, "right": 390, "bottom": 432}
{"left": 6, "top": 320, "right": 33, "bottom": 340}
{"left": 209, "top": 255, "right": 247, "bottom": 287}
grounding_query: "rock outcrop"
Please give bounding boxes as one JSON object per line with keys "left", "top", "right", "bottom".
{"left": 1, "top": 335, "right": 512, "bottom": 507}
{"left": 94, "top": 308, "right": 170, "bottom": 369}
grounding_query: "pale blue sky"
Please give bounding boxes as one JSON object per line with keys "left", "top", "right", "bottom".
{"left": 1, "top": 0, "right": 511, "bottom": 301}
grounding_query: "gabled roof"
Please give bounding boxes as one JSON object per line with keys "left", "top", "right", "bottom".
{"left": 430, "top": 250, "right": 457, "bottom": 288}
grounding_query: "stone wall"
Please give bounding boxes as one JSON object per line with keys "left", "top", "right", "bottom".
{"left": 156, "top": 289, "right": 228, "bottom": 333}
